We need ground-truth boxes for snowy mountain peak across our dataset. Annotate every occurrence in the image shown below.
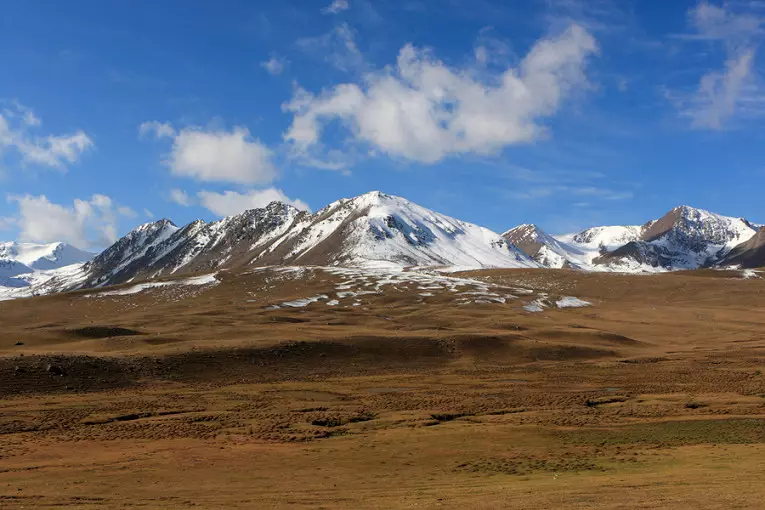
[0,241,94,270]
[0,241,94,292]
[232,201,301,221]
[502,224,583,269]
[641,205,755,248]
[272,191,537,269]
[133,218,178,234]
[502,224,553,244]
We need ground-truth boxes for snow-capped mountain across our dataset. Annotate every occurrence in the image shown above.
[38,191,536,293]
[591,206,757,271]
[268,191,536,270]
[0,241,94,270]
[0,242,94,289]
[501,224,584,269]
[3,194,763,301]
[505,206,759,272]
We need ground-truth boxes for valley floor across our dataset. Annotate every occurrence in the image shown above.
[1,266,765,508]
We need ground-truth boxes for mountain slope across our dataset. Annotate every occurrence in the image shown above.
[0,260,33,288]
[502,224,584,269]
[719,226,765,268]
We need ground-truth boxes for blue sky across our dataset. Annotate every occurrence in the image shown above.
[1,0,765,249]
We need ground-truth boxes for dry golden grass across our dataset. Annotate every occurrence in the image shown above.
[1,266,765,508]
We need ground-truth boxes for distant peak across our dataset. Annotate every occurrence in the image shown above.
[506,223,540,232]
[129,218,178,237]
[670,204,709,215]
[136,218,176,230]
[350,190,396,204]
[359,190,389,198]
[502,223,547,239]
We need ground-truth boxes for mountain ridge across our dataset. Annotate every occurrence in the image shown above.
[1,193,762,300]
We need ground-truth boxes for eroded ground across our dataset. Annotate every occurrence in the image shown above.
[1,267,765,508]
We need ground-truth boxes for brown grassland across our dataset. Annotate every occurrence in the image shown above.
[1,266,765,508]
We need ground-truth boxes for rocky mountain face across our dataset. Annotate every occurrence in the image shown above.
[72,203,304,289]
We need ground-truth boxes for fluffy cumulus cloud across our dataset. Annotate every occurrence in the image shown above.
[6,194,122,249]
[283,24,598,165]
[681,2,764,129]
[197,189,310,217]
[0,102,93,170]
[139,122,276,185]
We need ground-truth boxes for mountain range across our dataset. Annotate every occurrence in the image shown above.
[1,191,763,300]
[504,205,762,272]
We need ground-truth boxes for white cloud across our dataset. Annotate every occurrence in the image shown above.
[3,101,41,127]
[687,2,762,45]
[169,188,192,206]
[143,208,154,218]
[504,185,633,202]
[140,122,276,185]
[296,23,365,73]
[117,206,137,218]
[0,102,93,170]
[139,120,176,139]
[690,50,755,129]
[197,188,310,217]
[284,24,598,165]
[679,2,764,129]
[261,55,288,75]
[6,193,120,249]
[322,0,349,14]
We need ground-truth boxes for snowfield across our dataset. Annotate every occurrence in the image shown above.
[87,273,220,297]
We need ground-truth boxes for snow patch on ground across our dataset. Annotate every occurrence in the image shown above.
[90,273,219,297]
[523,300,546,313]
[556,296,592,308]
[742,269,762,279]
[281,294,328,307]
